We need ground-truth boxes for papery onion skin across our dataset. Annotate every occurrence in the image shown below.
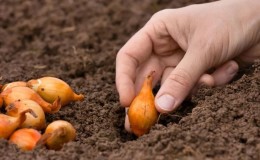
[27,77,84,106]
[44,120,76,150]
[9,128,41,151]
[6,100,46,130]
[128,71,159,137]
[1,86,61,113]
[1,81,27,92]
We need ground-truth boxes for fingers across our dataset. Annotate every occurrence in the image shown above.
[190,74,214,96]
[146,12,180,56]
[190,60,239,96]
[134,56,163,93]
[124,108,132,133]
[211,60,239,86]
[198,74,215,87]
[116,15,180,107]
[161,67,174,84]
[155,49,207,113]
[235,42,260,66]
[134,49,184,93]
[116,29,153,107]
[160,60,239,103]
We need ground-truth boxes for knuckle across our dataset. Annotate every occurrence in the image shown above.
[167,69,193,90]
[147,10,174,38]
[150,9,175,25]
[152,9,171,19]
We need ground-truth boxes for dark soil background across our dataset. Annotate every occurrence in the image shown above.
[0,0,259,160]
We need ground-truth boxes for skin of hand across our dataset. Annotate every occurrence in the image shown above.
[116,0,260,132]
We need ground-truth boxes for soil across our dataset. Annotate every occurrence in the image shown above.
[0,0,259,160]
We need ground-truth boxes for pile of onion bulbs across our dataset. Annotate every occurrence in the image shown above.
[0,77,83,151]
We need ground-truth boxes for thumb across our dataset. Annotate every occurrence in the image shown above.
[155,50,207,113]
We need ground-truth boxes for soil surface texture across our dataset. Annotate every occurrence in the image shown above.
[0,0,259,160]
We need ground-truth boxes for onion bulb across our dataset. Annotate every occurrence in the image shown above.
[0,108,36,139]
[27,77,84,106]
[6,100,46,130]
[9,128,41,151]
[1,86,61,113]
[43,120,76,150]
[1,81,27,92]
[128,71,159,137]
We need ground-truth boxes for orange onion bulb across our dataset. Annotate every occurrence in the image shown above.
[43,120,76,150]
[27,77,84,106]
[1,86,61,113]
[128,71,159,137]
[6,100,46,130]
[9,128,42,151]
[1,81,27,92]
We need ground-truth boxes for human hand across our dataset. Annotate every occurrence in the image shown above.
[116,0,260,132]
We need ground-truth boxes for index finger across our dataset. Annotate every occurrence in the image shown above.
[116,28,153,107]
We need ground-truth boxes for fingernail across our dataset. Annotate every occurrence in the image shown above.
[156,94,175,112]
[227,64,237,75]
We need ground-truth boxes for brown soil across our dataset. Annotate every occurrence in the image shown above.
[0,0,259,160]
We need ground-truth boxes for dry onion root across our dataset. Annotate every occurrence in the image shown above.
[6,100,46,130]
[128,71,159,137]
[27,77,84,107]
[0,108,36,139]
[1,86,61,114]
[9,128,42,151]
[42,120,76,150]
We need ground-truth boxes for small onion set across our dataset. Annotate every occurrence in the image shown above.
[0,77,83,151]
[128,71,159,137]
